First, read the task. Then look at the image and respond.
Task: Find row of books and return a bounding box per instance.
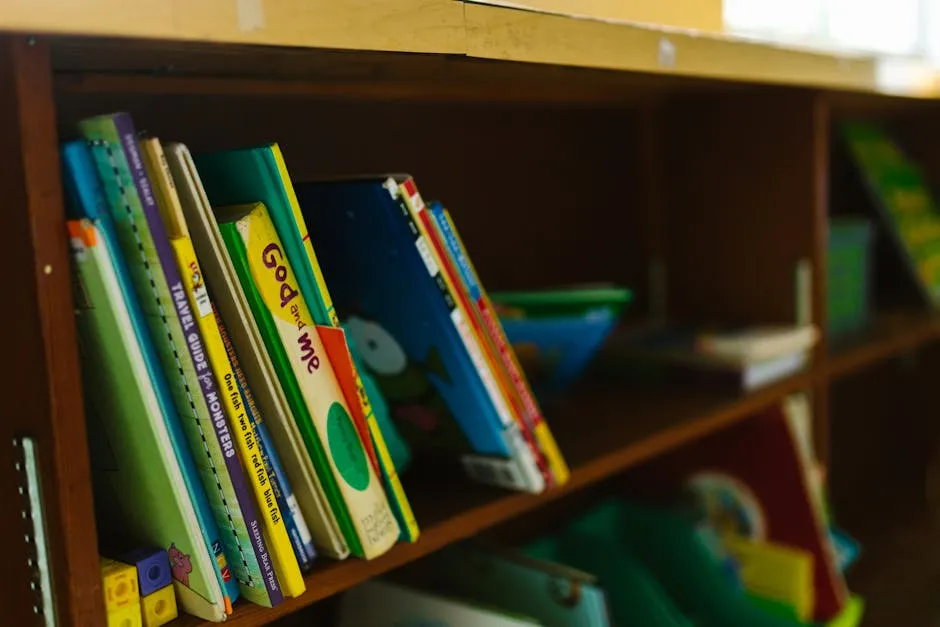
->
[63,112,568,622]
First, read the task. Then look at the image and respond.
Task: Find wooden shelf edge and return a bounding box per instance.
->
[827,312,940,381]
[8,0,940,98]
[178,372,814,626]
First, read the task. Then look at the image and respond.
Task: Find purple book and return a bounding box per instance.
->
[79,112,281,607]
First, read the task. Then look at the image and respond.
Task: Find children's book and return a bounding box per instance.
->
[337,580,545,627]
[66,217,227,623]
[75,114,242,616]
[141,137,304,600]
[396,185,545,494]
[194,145,419,544]
[297,177,554,493]
[429,201,570,486]
[432,543,613,626]
[216,308,318,570]
[217,201,400,560]
[164,143,350,560]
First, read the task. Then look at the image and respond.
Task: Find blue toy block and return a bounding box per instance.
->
[121,547,172,596]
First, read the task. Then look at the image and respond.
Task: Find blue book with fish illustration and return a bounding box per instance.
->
[297,177,536,490]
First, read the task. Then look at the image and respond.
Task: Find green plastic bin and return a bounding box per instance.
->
[827,217,872,338]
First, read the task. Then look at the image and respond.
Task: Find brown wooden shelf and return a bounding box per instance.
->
[827,310,940,381]
[173,372,814,626]
[844,485,940,627]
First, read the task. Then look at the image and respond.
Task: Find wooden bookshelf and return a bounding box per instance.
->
[2,3,940,624]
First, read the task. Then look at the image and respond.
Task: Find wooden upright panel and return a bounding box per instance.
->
[0,36,103,626]
[661,88,831,458]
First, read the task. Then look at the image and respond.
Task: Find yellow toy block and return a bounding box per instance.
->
[106,600,141,627]
[141,584,178,627]
[100,557,140,613]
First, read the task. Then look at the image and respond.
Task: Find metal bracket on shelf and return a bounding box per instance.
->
[13,436,56,627]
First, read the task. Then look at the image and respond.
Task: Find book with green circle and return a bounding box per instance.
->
[217,201,400,560]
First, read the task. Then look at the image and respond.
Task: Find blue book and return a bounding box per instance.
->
[296,177,534,491]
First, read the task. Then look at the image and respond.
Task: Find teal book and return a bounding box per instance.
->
[76,113,240,613]
[67,218,227,622]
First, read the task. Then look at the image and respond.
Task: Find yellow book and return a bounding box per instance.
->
[274,148,419,542]
[217,202,400,560]
[141,139,305,598]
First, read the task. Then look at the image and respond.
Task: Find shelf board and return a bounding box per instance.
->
[8,1,940,97]
[172,372,812,626]
[827,310,940,380]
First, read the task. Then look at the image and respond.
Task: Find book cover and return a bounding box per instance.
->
[67,218,226,622]
[164,143,349,560]
[140,137,285,606]
[76,114,240,612]
[298,177,547,493]
[217,202,400,560]
[429,201,570,487]
[216,308,318,570]
[194,145,419,543]
[398,183,546,494]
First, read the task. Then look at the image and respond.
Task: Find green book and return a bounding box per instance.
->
[68,219,227,622]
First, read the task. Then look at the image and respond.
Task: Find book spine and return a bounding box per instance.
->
[168,236,286,605]
[274,149,419,542]
[227,204,400,559]
[388,179,541,493]
[216,307,317,570]
[104,114,236,606]
[431,205,570,487]
[421,202,552,490]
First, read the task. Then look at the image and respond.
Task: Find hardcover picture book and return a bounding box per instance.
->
[297,176,550,493]
[66,216,228,623]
